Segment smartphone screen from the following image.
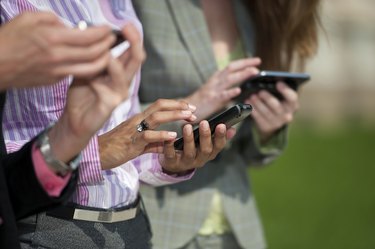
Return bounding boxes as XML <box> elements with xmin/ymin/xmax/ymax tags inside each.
<box><xmin>174</xmin><ymin>104</ymin><xmax>252</xmax><ymax>150</ymax></box>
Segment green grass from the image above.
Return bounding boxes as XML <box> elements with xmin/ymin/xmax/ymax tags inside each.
<box><xmin>249</xmin><ymin>123</ymin><xmax>375</xmax><ymax>249</ymax></box>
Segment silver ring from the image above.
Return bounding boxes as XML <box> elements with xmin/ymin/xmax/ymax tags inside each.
<box><xmin>136</xmin><ymin>119</ymin><xmax>149</xmax><ymax>132</ymax></box>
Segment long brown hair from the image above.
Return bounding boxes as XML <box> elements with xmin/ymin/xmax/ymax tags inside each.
<box><xmin>245</xmin><ymin>0</ymin><xmax>321</xmax><ymax>71</ymax></box>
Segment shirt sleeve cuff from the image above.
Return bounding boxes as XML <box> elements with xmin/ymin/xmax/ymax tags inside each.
<box><xmin>32</xmin><ymin>142</ymin><xmax>71</xmax><ymax>197</ymax></box>
<box><xmin>251</xmin><ymin>125</ymin><xmax>287</xmax><ymax>155</ymax></box>
<box><xmin>138</xmin><ymin>153</ymin><xmax>195</xmax><ymax>186</ymax></box>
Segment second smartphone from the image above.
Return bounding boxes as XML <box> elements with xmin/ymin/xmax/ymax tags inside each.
<box><xmin>235</xmin><ymin>70</ymin><xmax>310</xmax><ymax>102</ymax></box>
<box><xmin>174</xmin><ymin>104</ymin><xmax>252</xmax><ymax>150</ymax></box>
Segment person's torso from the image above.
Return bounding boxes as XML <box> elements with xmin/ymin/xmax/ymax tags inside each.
<box><xmin>134</xmin><ymin>1</ymin><xmax>265</xmax><ymax>248</ymax></box>
<box><xmin>0</xmin><ymin>0</ymin><xmax>143</xmax><ymax>209</ymax></box>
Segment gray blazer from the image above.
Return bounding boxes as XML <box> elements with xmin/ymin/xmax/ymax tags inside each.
<box><xmin>134</xmin><ymin>1</ymin><xmax>287</xmax><ymax>248</ymax></box>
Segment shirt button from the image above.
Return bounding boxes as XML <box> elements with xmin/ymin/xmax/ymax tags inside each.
<box><xmin>45</xmin><ymin>183</ymin><xmax>55</xmax><ymax>191</ymax></box>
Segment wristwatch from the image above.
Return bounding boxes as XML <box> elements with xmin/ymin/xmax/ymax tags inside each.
<box><xmin>36</xmin><ymin>127</ymin><xmax>81</xmax><ymax>176</ymax></box>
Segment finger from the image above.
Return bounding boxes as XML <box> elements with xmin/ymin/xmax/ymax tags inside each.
<box><xmin>225</xmin><ymin>57</ymin><xmax>261</xmax><ymax>73</ymax></box>
<box><xmin>105</xmin><ymin>57</ymin><xmax>133</xmax><ymax>101</ymax></box>
<box><xmin>225</xmin><ymin>67</ymin><xmax>259</xmax><ymax>87</ymax></box>
<box><xmin>248</xmin><ymin>94</ymin><xmax>279</xmax><ymax>125</ymax></box>
<box><xmin>163</xmin><ymin>140</ymin><xmax>177</xmax><ymax>162</ymax></box>
<box><xmin>208</xmin><ymin>124</ymin><xmax>228</xmax><ymax>160</ymax></box>
<box><xmin>250</xmin><ymin>108</ymin><xmax>273</xmax><ymax>133</ymax></box>
<box><xmin>181</xmin><ymin>124</ymin><xmax>197</xmax><ymax>161</ymax></box>
<box><xmin>57</xmin><ymin>25</ymin><xmax>113</xmax><ymax>46</ymax></box>
<box><xmin>53</xmin><ymin>52</ymin><xmax>111</xmax><ymax>78</ymax></box>
<box><xmin>276</xmin><ymin>82</ymin><xmax>299</xmax><ymax>111</ymax></box>
<box><xmin>144</xmin><ymin>109</ymin><xmax>195</xmax><ymax>129</ymax></box>
<box><xmin>258</xmin><ymin>90</ymin><xmax>284</xmax><ymax>116</ymax></box>
<box><xmin>226</xmin><ymin>127</ymin><xmax>237</xmax><ymax>140</ymax></box>
<box><xmin>144</xmin><ymin>99</ymin><xmax>196</xmax><ymax>117</ymax></box>
<box><xmin>197</xmin><ymin>121</ymin><xmax>213</xmax><ymax>159</ymax></box>
<box><xmin>213</xmin><ymin>124</ymin><xmax>227</xmax><ymax>153</ymax></box>
<box><xmin>140</xmin><ymin>130</ymin><xmax>177</xmax><ymax>143</ymax></box>
<box><xmin>119</xmin><ymin>23</ymin><xmax>145</xmax><ymax>82</ymax></box>
<box><xmin>209</xmin><ymin>124</ymin><xmax>227</xmax><ymax>160</ymax></box>
<box><xmin>51</xmin><ymin>34</ymin><xmax>115</xmax><ymax>64</ymax></box>
<box><xmin>244</xmin><ymin>97</ymin><xmax>273</xmax><ymax>131</ymax></box>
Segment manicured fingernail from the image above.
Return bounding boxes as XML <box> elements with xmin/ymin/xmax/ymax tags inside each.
<box><xmin>188</xmin><ymin>104</ymin><xmax>196</xmax><ymax>111</ymax></box>
<box><xmin>202</xmin><ymin>121</ymin><xmax>209</xmax><ymax>130</ymax></box>
<box><xmin>184</xmin><ymin>125</ymin><xmax>192</xmax><ymax>135</ymax></box>
<box><xmin>181</xmin><ymin>110</ymin><xmax>192</xmax><ymax>115</ymax></box>
<box><xmin>168</xmin><ymin>132</ymin><xmax>177</xmax><ymax>138</ymax></box>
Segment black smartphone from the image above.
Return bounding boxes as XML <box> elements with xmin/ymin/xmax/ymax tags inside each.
<box><xmin>235</xmin><ymin>70</ymin><xmax>310</xmax><ymax>101</ymax></box>
<box><xmin>112</xmin><ymin>29</ymin><xmax>125</xmax><ymax>48</ymax></box>
<box><xmin>174</xmin><ymin>104</ymin><xmax>252</xmax><ymax>150</ymax></box>
<box><xmin>76</xmin><ymin>21</ymin><xmax>125</xmax><ymax>48</ymax></box>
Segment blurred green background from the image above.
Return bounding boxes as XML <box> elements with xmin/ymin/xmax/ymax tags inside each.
<box><xmin>249</xmin><ymin>123</ymin><xmax>375</xmax><ymax>249</ymax></box>
<box><xmin>248</xmin><ymin>1</ymin><xmax>375</xmax><ymax>248</ymax></box>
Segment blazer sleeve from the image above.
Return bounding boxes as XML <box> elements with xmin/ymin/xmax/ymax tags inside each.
<box><xmin>1</xmin><ymin>139</ymin><xmax>78</xmax><ymax>220</ymax></box>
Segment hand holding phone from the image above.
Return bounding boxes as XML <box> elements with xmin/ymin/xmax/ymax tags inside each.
<box><xmin>76</xmin><ymin>21</ymin><xmax>128</xmax><ymax>58</ymax></box>
<box><xmin>174</xmin><ymin>104</ymin><xmax>252</xmax><ymax>150</ymax></box>
<box><xmin>235</xmin><ymin>70</ymin><xmax>310</xmax><ymax>101</ymax></box>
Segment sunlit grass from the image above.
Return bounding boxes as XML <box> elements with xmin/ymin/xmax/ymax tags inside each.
<box><xmin>249</xmin><ymin>122</ymin><xmax>375</xmax><ymax>249</ymax></box>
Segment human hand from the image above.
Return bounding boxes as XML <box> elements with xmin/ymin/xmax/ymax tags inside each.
<box><xmin>185</xmin><ymin>57</ymin><xmax>260</xmax><ymax>120</ymax></box>
<box><xmin>0</xmin><ymin>12</ymin><xmax>115</xmax><ymax>90</ymax></box>
<box><xmin>98</xmin><ymin>99</ymin><xmax>198</xmax><ymax>170</ymax></box>
<box><xmin>244</xmin><ymin>82</ymin><xmax>299</xmax><ymax>143</ymax></box>
<box><xmin>159</xmin><ymin>121</ymin><xmax>236</xmax><ymax>175</ymax></box>
<box><xmin>47</xmin><ymin>23</ymin><xmax>144</xmax><ymax>164</ymax></box>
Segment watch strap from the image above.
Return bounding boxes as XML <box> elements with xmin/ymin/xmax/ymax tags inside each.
<box><xmin>36</xmin><ymin>125</ymin><xmax>81</xmax><ymax>176</ymax></box>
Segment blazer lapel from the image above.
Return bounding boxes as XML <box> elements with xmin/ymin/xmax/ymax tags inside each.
<box><xmin>167</xmin><ymin>0</ymin><xmax>217</xmax><ymax>81</ymax></box>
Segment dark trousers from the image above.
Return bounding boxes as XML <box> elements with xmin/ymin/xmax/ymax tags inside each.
<box><xmin>17</xmin><ymin>208</ymin><xmax>152</xmax><ymax>249</ymax></box>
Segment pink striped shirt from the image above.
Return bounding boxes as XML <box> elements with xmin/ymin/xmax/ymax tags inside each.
<box><xmin>32</xmin><ymin>143</ymin><xmax>71</xmax><ymax>197</ymax></box>
<box><xmin>1</xmin><ymin>0</ymin><xmax>193</xmax><ymax>209</ymax></box>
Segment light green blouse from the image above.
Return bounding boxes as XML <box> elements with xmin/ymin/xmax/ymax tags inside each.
<box><xmin>198</xmin><ymin>39</ymin><xmax>287</xmax><ymax>235</ymax></box>
<box><xmin>198</xmin><ymin>40</ymin><xmax>246</xmax><ymax>235</ymax></box>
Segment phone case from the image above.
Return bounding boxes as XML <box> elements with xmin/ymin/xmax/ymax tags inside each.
<box><xmin>235</xmin><ymin>71</ymin><xmax>310</xmax><ymax>101</ymax></box>
<box><xmin>173</xmin><ymin>104</ymin><xmax>252</xmax><ymax>150</ymax></box>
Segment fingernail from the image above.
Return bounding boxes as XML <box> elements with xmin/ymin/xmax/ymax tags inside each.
<box><xmin>190</xmin><ymin>115</ymin><xmax>197</xmax><ymax>121</ymax></box>
<box><xmin>188</xmin><ymin>104</ymin><xmax>196</xmax><ymax>111</ymax></box>
<box><xmin>181</xmin><ymin>110</ymin><xmax>192</xmax><ymax>115</ymax></box>
<box><xmin>184</xmin><ymin>125</ymin><xmax>193</xmax><ymax>135</ymax></box>
<box><xmin>168</xmin><ymin>132</ymin><xmax>177</xmax><ymax>138</ymax></box>
<box><xmin>202</xmin><ymin>121</ymin><xmax>209</xmax><ymax>130</ymax></box>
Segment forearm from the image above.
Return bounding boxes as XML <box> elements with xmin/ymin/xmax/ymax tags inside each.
<box><xmin>47</xmin><ymin>114</ymin><xmax>104</xmax><ymax>183</ymax></box>
<box><xmin>2</xmin><ymin>140</ymin><xmax>78</xmax><ymax>219</ymax></box>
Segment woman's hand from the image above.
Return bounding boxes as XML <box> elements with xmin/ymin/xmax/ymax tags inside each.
<box><xmin>185</xmin><ymin>57</ymin><xmax>261</xmax><ymax>120</ymax></box>
<box><xmin>48</xmin><ymin>23</ymin><xmax>144</xmax><ymax>164</ymax></box>
<box><xmin>159</xmin><ymin>122</ymin><xmax>236</xmax><ymax>175</ymax></box>
<box><xmin>98</xmin><ymin>99</ymin><xmax>197</xmax><ymax>170</ymax></box>
<box><xmin>0</xmin><ymin>12</ymin><xmax>116</xmax><ymax>90</ymax></box>
<box><xmin>244</xmin><ymin>82</ymin><xmax>299</xmax><ymax>143</ymax></box>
